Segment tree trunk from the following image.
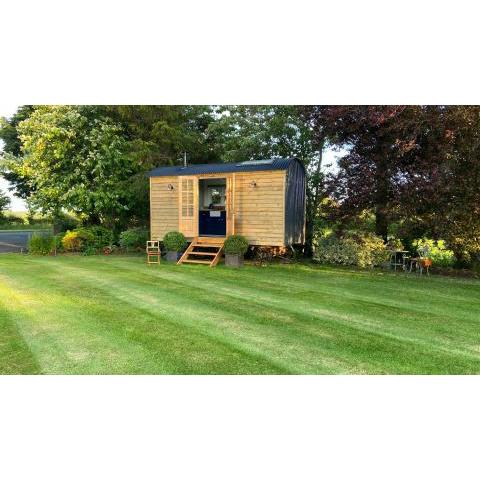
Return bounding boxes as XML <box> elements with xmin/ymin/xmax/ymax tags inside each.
<box><xmin>304</xmin><ymin>201</ymin><xmax>315</xmax><ymax>257</ymax></box>
<box><xmin>374</xmin><ymin>154</ymin><xmax>389</xmax><ymax>241</ymax></box>
<box><xmin>375</xmin><ymin>205</ymin><xmax>388</xmax><ymax>241</ymax></box>
<box><xmin>304</xmin><ymin>141</ymin><xmax>324</xmax><ymax>257</ymax></box>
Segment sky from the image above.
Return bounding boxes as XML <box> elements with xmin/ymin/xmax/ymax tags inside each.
<box><xmin>0</xmin><ymin>104</ymin><xmax>343</xmax><ymax>213</ymax></box>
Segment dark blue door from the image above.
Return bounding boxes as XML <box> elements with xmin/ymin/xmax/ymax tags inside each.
<box><xmin>199</xmin><ymin>211</ymin><xmax>226</xmax><ymax>236</ymax></box>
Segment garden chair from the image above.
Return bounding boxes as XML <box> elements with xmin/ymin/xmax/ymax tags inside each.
<box><xmin>146</xmin><ymin>240</ymin><xmax>161</xmax><ymax>265</ymax></box>
<box><xmin>409</xmin><ymin>244</ymin><xmax>431</xmax><ymax>275</ymax></box>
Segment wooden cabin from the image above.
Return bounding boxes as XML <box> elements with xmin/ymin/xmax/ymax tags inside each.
<box><xmin>148</xmin><ymin>158</ymin><xmax>306</xmax><ymax>250</ymax></box>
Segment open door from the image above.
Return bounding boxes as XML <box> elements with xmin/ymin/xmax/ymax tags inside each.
<box><xmin>179</xmin><ymin>176</ymin><xmax>198</xmax><ymax>238</ymax></box>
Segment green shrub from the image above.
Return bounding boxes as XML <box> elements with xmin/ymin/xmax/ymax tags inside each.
<box><xmin>79</xmin><ymin>226</ymin><xmax>114</xmax><ymax>249</ymax></box>
<box><xmin>52</xmin><ymin>212</ymin><xmax>79</xmax><ymax>232</ymax></box>
<box><xmin>54</xmin><ymin>232</ymin><xmax>66</xmax><ymax>253</ymax></box>
<box><xmin>59</xmin><ymin>226</ymin><xmax>112</xmax><ymax>253</ymax></box>
<box><xmin>315</xmin><ymin>232</ymin><xmax>389</xmax><ymax>268</ymax></box>
<box><xmin>61</xmin><ymin>229</ymin><xmax>95</xmax><ymax>252</ymax></box>
<box><xmin>163</xmin><ymin>231</ymin><xmax>187</xmax><ymax>252</ymax></box>
<box><xmin>119</xmin><ymin>227</ymin><xmax>149</xmax><ymax>250</ymax></box>
<box><xmin>28</xmin><ymin>234</ymin><xmax>55</xmax><ymax>255</ymax></box>
<box><xmin>82</xmin><ymin>246</ymin><xmax>97</xmax><ymax>256</ymax></box>
<box><xmin>412</xmin><ymin>238</ymin><xmax>455</xmax><ymax>268</ymax></box>
<box><xmin>224</xmin><ymin>235</ymin><xmax>249</xmax><ymax>255</ymax></box>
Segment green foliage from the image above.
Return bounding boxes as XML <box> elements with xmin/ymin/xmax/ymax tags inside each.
<box><xmin>28</xmin><ymin>234</ymin><xmax>55</xmax><ymax>255</ymax></box>
<box><xmin>13</xmin><ymin>106</ymin><xmax>133</xmax><ymax>225</ymax></box>
<box><xmin>51</xmin><ymin>212</ymin><xmax>79</xmax><ymax>232</ymax></box>
<box><xmin>0</xmin><ymin>212</ymin><xmax>24</xmax><ymax>227</ymax></box>
<box><xmin>61</xmin><ymin>229</ymin><xmax>95</xmax><ymax>252</ymax></box>
<box><xmin>79</xmin><ymin>226</ymin><xmax>114</xmax><ymax>249</ymax></box>
<box><xmin>82</xmin><ymin>246</ymin><xmax>97</xmax><ymax>256</ymax></box>
<box><xmin>163</xmin><ymin>231</ymin><xmax>187</xmax><ymax>252</ymax></box>
<box><xmin>119</xmin><ymin>227</ymin><xmax>149</xmax><ymax>250</ymax></box>
<box><xmin>412</xmin><ymin>239</ymin><xmax>455</xmax><ymax>268</ymax></box>
<box><xmin>59</xmin><ymin>226</ymin><xmax>112</xmax><ymax>252</ymax></box>
<box><xmin>315</xmin><ymin>232</ymin><xmax>388</xmax><ymax>268</ymax></box>
<box><xmin>386</xmin><ymin>237</ymin><xmax>405</xmax><ymax>251</ymax></box>
<box><xmin>0</xmin><ymin>106</ymin><xmax>34</xmax><ymax>199</ymax></box>
<box><xmin>224</xmin><ymin>235</ymin><xmax>249</xmax><ymax>255</ymax></box>
<box><xmin>0</xmin><ymin>190</ymin><xmax>11</xmax><ymax>216</ymax></box>
<box><xmin>54</xmin><ymin>233</ymin><xmax>66</xmax><ymax>253</ymax></box>
<box><xmin>210</xmin><ymin>106</ymin><xmax>317</xmax><ymax>164</ymax></box>
<box><xmin>108</xmin><ymin>105</ymin><xmax>219</xmax><ymax>167</ymax></box>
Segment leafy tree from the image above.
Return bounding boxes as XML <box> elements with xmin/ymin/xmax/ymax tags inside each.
<box><xmin>104</xmin><ymin>105</ymin><xmax>220</xmax><ymax>225</ymax></box>
<box><xmin>210</xmin><ymin>105</ymin><xmax>324</xmax><ymax>254</ymax></box>
<box><xmin>423</xmin><ymin>106</ymin><xmax>480</xmax><ymax>264</ymax></box>
<box><xmin>0</xmin><ymin>105</ymin><xmax>34</xmax><ymax>198</ymax></box>
<box><xmin>303</xmin><ymin>106</ymin><xmax>454</xmax><ymax>240</ymax></box>
<box><xmin>304</xmin><ymin>105</ymin><xmax>480</xmax><ymax>265</ymax></box>
<box><xmin>14</xmin><ymin>105</ymin><xmax>134</xmax><ymax>227</ymax></box>
<box><xmin>107</xmin><ymin>105</ymin><xmax>219</xmax><ymax>168</ymax></box>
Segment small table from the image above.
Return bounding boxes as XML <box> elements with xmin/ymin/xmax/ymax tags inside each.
<box><xmin>389</xmin><ymin>250</ymin><xmax>409</xmax><ymax>271</ymax></box>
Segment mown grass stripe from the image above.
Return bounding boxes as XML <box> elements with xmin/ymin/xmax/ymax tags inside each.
<box><xmin>1</xmin><ymin>255</ymin><xmax>479</xmax><ymax>374</ymax></box>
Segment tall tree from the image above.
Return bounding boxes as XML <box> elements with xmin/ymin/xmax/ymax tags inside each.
<box><xmin>210</xmin><ymin>105</ymin><xmax>324</xmax><ymax>254</ymax></box>
<box><xmin>0</xmin><ymin>105</ymin><xmax>34</xmax><ymax>198</ymax></box>
<box><xmin>303</xmin><ymin>106</ymin><xmax>453</xmax><ymax>240</ymax></box>
<box><xmin>304</xmin><ymin>105</ymin><xmax>480</xmax><ymax>265</ymax></box>
<box><xmin>12</xmin><ymin>105</ymin><xmax>134</xmax><ymax>227</ymax></box>
<box><xmin>422</xmin><ymin>106</ymin><xmax>480</xmax><ymax>264</ymax></box>
<box><xmin>107</xmin><ymin>105</ymin><xmax>219</xmax><ymax>168</ymax></box>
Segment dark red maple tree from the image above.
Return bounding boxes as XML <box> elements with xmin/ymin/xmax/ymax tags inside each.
<box><xmin>302</xmin><ymin>106</ymin><xmax>455</xmax><ymax>241</ymax></box>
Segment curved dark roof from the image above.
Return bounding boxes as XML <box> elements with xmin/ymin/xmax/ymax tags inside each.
<box><xmin>148</xmin><ymin>157</ymin><xmax>302</xmax><ymax>177</ymax></box>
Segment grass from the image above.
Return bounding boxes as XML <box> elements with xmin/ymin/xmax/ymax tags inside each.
<box><xmin>1</xmin><ymin>254</ymin><xmax>480</xmax><ymax>374</ymax></box>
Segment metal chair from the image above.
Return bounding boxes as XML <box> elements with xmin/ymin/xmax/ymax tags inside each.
<box><xmin>409</xmin><ymin>244</ymin><xmax>431</xmax><ymax>275</ymax></box>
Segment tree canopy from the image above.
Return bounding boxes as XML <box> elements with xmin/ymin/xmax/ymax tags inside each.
<box><xmin>0</xmin><ymin>105</ymin><xmax>34</xmax><ymax>198</ymax></box>
<box><xmin>11</xmin><ymin>106</ymin><xmax>133</xmax><ymax>226</ymax></box>
<box><xmin>304</xmin><ymin>105</ymin><xmax>480</xmax><ymax>263</ymax></box>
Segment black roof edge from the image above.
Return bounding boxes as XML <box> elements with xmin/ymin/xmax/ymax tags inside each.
<box><xmin>147</xmin><ymin>157</ymin><xmax>304</xmax><ymax>178</ymax></box>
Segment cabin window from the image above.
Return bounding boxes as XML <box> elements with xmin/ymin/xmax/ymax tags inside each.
<box><xmin>207</xmin><ymin>185</ymin><xmax>225</xmax><ymax>207</ymax></box>
<box><xmin>181</xmin><ymin>179</ymin><xmax>194</xmax><ymax>217</ymax></box>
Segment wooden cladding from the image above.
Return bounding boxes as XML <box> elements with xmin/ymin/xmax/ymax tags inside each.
<box><xmin>233</xmin><ymin>171</ymin><xmax>285</xmax><ymax>246</ymax></box>
<box><xmin>150</xmin><ymin>169</ymin><xmax>293</xmax><ymax>247</ymax></box>
<box><xmin>150</xmin><ymin>176</ymin><xmax>179</xmax><ymax>240</ymax></box>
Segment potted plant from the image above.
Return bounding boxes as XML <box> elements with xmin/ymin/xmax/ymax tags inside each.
<box><xmin>224</xmin><ymin>235</ymin><xmax>249</xmax><ymax>268</ymax></box>
<box><xmin>163</xmin><ymin>231</ymin><xmax>187</xmax><ymax>262</ymax></box>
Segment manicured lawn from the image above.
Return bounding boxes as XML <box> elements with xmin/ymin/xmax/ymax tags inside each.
<box><xmin>1</xmin><ymin>254</ymin><xmax>480</xmax><ymax>374</ymax></box>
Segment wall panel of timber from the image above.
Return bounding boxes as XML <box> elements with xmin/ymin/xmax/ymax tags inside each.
<box><xmin>233</xmin><ymin>170</ymin><xmax>285</xmax><ymax>246</ymax></box>
<box><xmin>150</xmin><ymin>176</ymin><xmax>179</xmax><ymax>240</ymax></box>
<box><xmin>150</xmin><ymin>170</ymin><xmax>286</xmax><ymax>246</ymax></box>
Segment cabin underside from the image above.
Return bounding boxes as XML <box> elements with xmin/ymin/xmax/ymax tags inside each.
<box><xmin>150</xmin><ymin>169</ymin><xmax>304</xmax><ymax>247</ymax></box>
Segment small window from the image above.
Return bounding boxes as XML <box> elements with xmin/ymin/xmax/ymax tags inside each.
<box><xmin>207</xmin><ymin>185</ymin><xmax>225</xmax><ymax>206</ymax></box>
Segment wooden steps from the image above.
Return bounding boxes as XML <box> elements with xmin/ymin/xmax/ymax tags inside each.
<box><xmin>177</xmin><ymin>237</ymin><xmax>225</xmax><ymax>267</ymax></box>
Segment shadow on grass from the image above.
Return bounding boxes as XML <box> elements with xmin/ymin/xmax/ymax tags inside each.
<box><xmin>0</xmin><ymin>308</ymin><xmax>41</xmax><ymax>374</ymax></box>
